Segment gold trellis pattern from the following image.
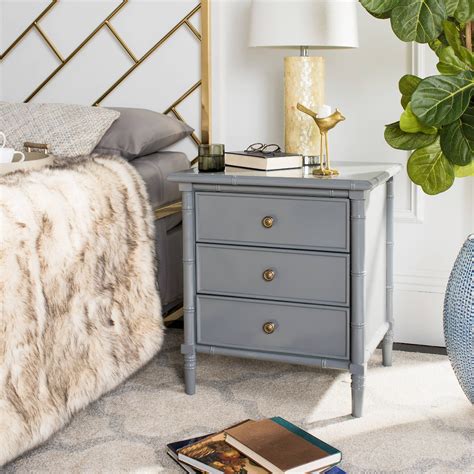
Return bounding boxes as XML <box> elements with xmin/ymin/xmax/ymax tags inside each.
<box><xmin>0</xmin><ymin>0</ymin><xmax>211</xmax><ymax>148</ymax></box>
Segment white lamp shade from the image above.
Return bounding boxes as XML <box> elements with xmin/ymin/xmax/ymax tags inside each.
<box><xmin>249</xmin><ymin>0</ymin><xmax>359</xmax><ymax>49</ymax></box>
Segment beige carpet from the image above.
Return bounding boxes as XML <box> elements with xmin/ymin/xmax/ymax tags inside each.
<box><xmin>4</xmin><ymin>329</ymin><xmax>473</xmax><ymax>473</ymax></box>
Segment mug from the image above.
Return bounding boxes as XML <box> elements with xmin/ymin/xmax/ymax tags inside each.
<box><xmin>0</xmin><ymin>148</ymin><xmax>25</xmax><ymax>164</ymax></box>
<box><xmin>0</xmin><ymin>132</ymin><xmax>25</xmax><ymax>163</ymax></box>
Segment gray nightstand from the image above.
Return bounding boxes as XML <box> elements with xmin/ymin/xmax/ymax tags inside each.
<box><xmin>168</xmin><ymin>162</ymin><xmax>401</xmax><ymax>417</ymax></box>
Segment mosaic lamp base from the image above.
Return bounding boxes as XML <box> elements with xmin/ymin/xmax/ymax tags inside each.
<box><xmin>284</xmin><ymin>55</ymin><xmax>324</xmax><ymax>159</ymax></box>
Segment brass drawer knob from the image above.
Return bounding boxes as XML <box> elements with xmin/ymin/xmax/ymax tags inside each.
<box><xmin>263</xmin><ymin>322</ymin><xmax>276</xmax><ymax>334</ymax></box>
<box><xmin>262</xmin><ymin>269</ymin><xmax>275</xmax><ymax>281</ymax></box>
<box><xmin>262</xmin><ymin>216</ymin><xmax>274</xmax><ymax>228</ymax></box>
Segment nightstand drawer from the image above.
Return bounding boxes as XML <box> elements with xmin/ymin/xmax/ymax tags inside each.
<box><xmin>195</xmin><ymin>192</ymin><xmax>349</xmax><ymax>252</ymax></box>
<box><xmin>197</xmin><ymin>244</ymin><xmax>349</xmax><ymax>306</ymax></box>
<box><xmin>197</xmin><ymin>296</ymin><xmax>349</xmax><ymax>360</ymax></box>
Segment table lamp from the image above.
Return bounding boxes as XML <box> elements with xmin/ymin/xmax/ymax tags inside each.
<box><xmin>249</xmin><ymin>0</ymin><xmax>358</xmax><ymax>164</ymax></box>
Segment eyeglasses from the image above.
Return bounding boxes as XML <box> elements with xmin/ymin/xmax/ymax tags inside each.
<box><xmin>245</xmin><ymin>143</ymin><xmax>281</xmax><ymax>154</ymax></box>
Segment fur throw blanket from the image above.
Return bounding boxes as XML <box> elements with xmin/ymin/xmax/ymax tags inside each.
<box><xmin>0</xmin><ymin>156</ymin><xmax>163</xmax><ymax>466</ymax></box>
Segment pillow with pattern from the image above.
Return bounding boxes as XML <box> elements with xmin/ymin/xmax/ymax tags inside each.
<box><xmin>0</xmin><ymin>102</ymin><xmax>119</xmax><ymax>157</ymax></box>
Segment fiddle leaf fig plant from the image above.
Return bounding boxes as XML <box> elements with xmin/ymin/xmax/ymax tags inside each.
<box><xmin>360</xmin><ymin>0</ymin><xmax>474</xmax><ymax>195</ymax></box>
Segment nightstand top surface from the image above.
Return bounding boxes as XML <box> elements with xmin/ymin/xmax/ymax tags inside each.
<box><xmin>169</xmin><ymin>161</ymin><xmax>401</xmax><ymax>191</ymax></box>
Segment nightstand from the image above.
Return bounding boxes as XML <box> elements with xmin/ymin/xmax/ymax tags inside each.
<box><xmin>168</xmin><ymin>162</ymin><xmax>401</xmax><ymax>417</ymax></box>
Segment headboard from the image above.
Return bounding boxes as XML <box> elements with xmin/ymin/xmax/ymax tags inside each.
<box><xmin>0</xmin><ymin>0</ymin><xmax>211</xmax><ymax>150</ymax></box>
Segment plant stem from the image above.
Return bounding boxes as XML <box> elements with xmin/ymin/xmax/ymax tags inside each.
<box><xmin>466</xmin><ymin>21</ymin><xmax>472</xmax><ymax>52</ymax></box>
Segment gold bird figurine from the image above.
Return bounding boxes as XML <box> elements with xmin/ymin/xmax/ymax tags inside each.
<box><xmin>297</xmin><ymin>103</ymin><xmax>346</xmax><ymax>176</ymax></box>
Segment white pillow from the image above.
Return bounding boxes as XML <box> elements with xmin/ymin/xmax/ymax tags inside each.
<box><xmin>0</xmin><ymin>102</ymin><xmax>119</xmax><ymax>157</ymax></box>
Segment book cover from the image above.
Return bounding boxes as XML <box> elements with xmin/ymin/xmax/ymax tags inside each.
<box><xmin>166</xmin><ymin>452</ymin><xmax>199</xmax><ymax>473</ymax></box>
<box><xmin>178</xmin><ymin>422</ymin><xmax>269</xmax><ymax>474</ymax></box>
<box><xmin>168</xmin><ymin>433</ymin><xmax>211</xmax><ymax>456</ymax></box>
<box><xmin>167</xmin><ymin>434</ymin><xmax>209</xmax><ymax>473</ymax></box>
<box><xmin>322</xmin><ymin>466</ymin><xmax>346</xmax><ymax>474</ymax></box>
<box><xmin>225</xmin><ymin>417</ymin><xmax>341</xmax><ymax>474</ymax></box>
<box><xmin>225</xmin><ymin>151</ymin><xmax>302</xmax><ymax>171</ymax></box>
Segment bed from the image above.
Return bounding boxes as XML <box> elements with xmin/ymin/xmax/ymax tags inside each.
<box><xmin>0</xmin><ymin>1</ymin><xmax>212</xmax><ymax>464</ymax></box>
<box><xmin>131</xmin><ymin>150</ymin><xmax>190</xmax><ymax>312</ymax></box>
<box><xmin>0</xmin><ymin>0</ymin><xmax>212</xmax><ymax>320</ymax></box>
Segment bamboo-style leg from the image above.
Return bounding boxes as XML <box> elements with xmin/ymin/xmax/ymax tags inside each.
<box><xmin>351</xmin><ymin>372</ymin><xmax>366</xmax><ymax>418</ymax></box>
<box><xmin>181</xmin><ymin>187</ymin><xmax>197</xmax><ymax>395</ymax></box>
<box><xmin>350</xmin><ymin>193</ymin><xmax>367</xmax><ymax>417</ymax></box>
<box><xmin>383</xmin><ymin>177</ymin><xmax>395</xmax><ymax>367</ymax></box>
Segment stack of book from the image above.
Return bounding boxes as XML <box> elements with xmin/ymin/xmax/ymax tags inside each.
<box><xmin>167</xmin><ymin>417</ymin><xmax>345</xmax><ymax>473</ymax></box>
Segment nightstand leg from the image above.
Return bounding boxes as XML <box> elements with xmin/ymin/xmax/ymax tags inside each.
<box><xmin>350</xmin><ymin>193</ymin><xmax>367</xmax><ymax>418</ymax></box>
<box><xmin>382</xmin><ymin>330</ymin><xmax>393</xmax><ymax>367</ymax></box>
<box><xmin>182</xmin><ymin>187</ymin><xmax>197</xmax><ymax>395</ymax></box>
<box><xmin>351</xmin><ymin>373</ymin><xmax>365</xmax><ymax>418</ymax></box>
<box><xmin>184</xmin><ymin>353</ymin><xmax>196</xmax><ymax>395</ymax></box>
<box><xmin>383</xmin><ymin>177</ymin><xmax>395</xmax><ymax>368</ymax></box>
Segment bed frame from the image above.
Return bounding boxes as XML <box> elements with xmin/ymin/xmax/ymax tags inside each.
<box><xmin>0</xmin><ymin>0</ymin><xmax>211</xmax><ymax>203</ymax></box>
<box><xmin>0</xmin><ymin>0</ymin><xmax>212</xmax><ymax>322</ymax></box>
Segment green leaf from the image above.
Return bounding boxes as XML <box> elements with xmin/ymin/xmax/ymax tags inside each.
<box><xmin>443</xmin><ymin>20</ymin><xmax>463</xmax><ymax>51</ymax></box>
<box><xmin>462</xmin><ymin>100</ymin><xmax>474</xmax><ymax>134</ymax></box>
<box><xmin>360</xmin><ymin>0</ymin><xmax>398</xmax><ymax>15</ymax></box>
<box><xmin>445</xmin><ymin>0</ymin><xmax>459</xmax><ymax>16</ymax></box>
<box><xmin>399</xmin><ymin>74</ymin><xmax>422</xmax><ymax>108</ymax></box>
<box><xmin>367</xmin><ymin>10</ymin><xmax>392</xmax><ymax>19</ymax></box>
<box><xmin>411</xmin><ymin>71</ymin><xmax>474</xmax><ymax>127</ymax></box>
<box><xmin>399</xmin><ymin>74</ymin><xmax>421</xmax><ymax>96</ymax></box>
<box><xmin>440</xmin><ymin>122</ymin><xmax>474</xmax><ymax>165</ymax></box>
<box><xmin>443</xmin><ymin>20</ymin><xmax>474</xmax><ymax>68</ymax></box>
<box><xmin>454</xmin><ymin>0</ymin><xmax>474</xmax><ymax>22</ymax></box>
<box><xmin>454</xmin><ymin>161</ymin><xmax>474</xmax><ymax>177</ymax></box>
<box><xmin>400</xmin><ymin>103</ymin><xmax>438</xmax><ymax>134</ymax></box>
<box><xmin>407</xmin><ymin>138</ymin><xmax>455</xmax><ymax>194</ymax></box>
<box><xmin>390</xmin><ymin>0</ymin><xmax>447</xmax><ymax>43</ymax></box>
<box><xmin>437</xmin><ymin>46</ymin><xmax>470</xmax><ymax>74</ymax></box>
<box><xmin>440</xmin><ymin>104</ymin><xmax>474</xmax><ymax>165</ymax></box>
<box><xmin>385</xmin><ymin>121</ymin><xmax>438</xmax><ymax>150</ymax></box>
<box><xmin>429</xmin><ymin>38</ymin><xmax>444</xmax><ymax>54</ymax></box>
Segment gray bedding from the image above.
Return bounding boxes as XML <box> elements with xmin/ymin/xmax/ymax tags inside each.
<box><xmin>130</xmin><ymin>150</ymin><xmax>189</xmax><ymax>210</ymax></box>
<box><xmin>130</xmin><ymin>151</ymin><xmax>190</xmax><ymax>311</ymax></box>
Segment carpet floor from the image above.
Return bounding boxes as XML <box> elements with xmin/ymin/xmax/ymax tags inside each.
<box><xmin>4</xmin><ymin>329</ymin><xmax>473</xmax><ymax>473</ymax></box>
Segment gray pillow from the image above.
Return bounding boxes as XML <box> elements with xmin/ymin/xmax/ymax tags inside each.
<box><xmin>94</xmin><ymin>107</ymin><xmax>194</xmax><ymax>160</ymax></box>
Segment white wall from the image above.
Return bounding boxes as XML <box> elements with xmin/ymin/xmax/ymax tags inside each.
<box><xmin>1</xmin><ymin>0</ymin><xmax>472</xmax><ymax>346</ymax></box>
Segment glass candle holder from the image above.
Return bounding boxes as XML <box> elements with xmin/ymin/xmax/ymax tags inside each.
<box><xmin>198</xmin><ymin>144</ymin><xmax>225</xmax><ymax>172</ymax></box>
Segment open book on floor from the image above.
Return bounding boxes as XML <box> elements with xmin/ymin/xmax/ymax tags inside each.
<box><xmin>175</xmin><ymin>421</ymin><xmax>269</xmax><ymax>473</ymax></box>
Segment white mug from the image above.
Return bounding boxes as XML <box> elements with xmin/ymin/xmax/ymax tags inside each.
<box><xmin>0</xmin><ymin>148</ymin><xmax>25</xmax><ymax>164</ymax></box>
<box><xmin>0</xmin><ymin>131</ymin><xmax>25</xmax><ymax>163</ymax></box>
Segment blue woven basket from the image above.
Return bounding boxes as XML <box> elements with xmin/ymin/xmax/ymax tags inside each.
<box><xmin>443</xmin><ymin>235</ymin><xmax>474</xmax><ymax>403</ymax></box>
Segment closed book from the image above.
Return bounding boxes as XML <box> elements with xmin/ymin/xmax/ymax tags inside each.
<box><xmin>177</xmin><ymin>421</ymin><xmax>269</xmax><ymax>474</ymax></box>
<box><xmin>225</xmin><ymin>417</ymin><xmax>341</xmax><ymax>473</ymax></box>
<box><xmin>225</xmin><ymin>151</ymin><xmax>302</xmax><ymax>171</ymax></box>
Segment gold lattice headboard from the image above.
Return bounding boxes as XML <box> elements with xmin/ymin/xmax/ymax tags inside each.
<box><xmin>0</xmin><ymin>0</ymin><xmax>211</xmax><ymax>147</ymax></box>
